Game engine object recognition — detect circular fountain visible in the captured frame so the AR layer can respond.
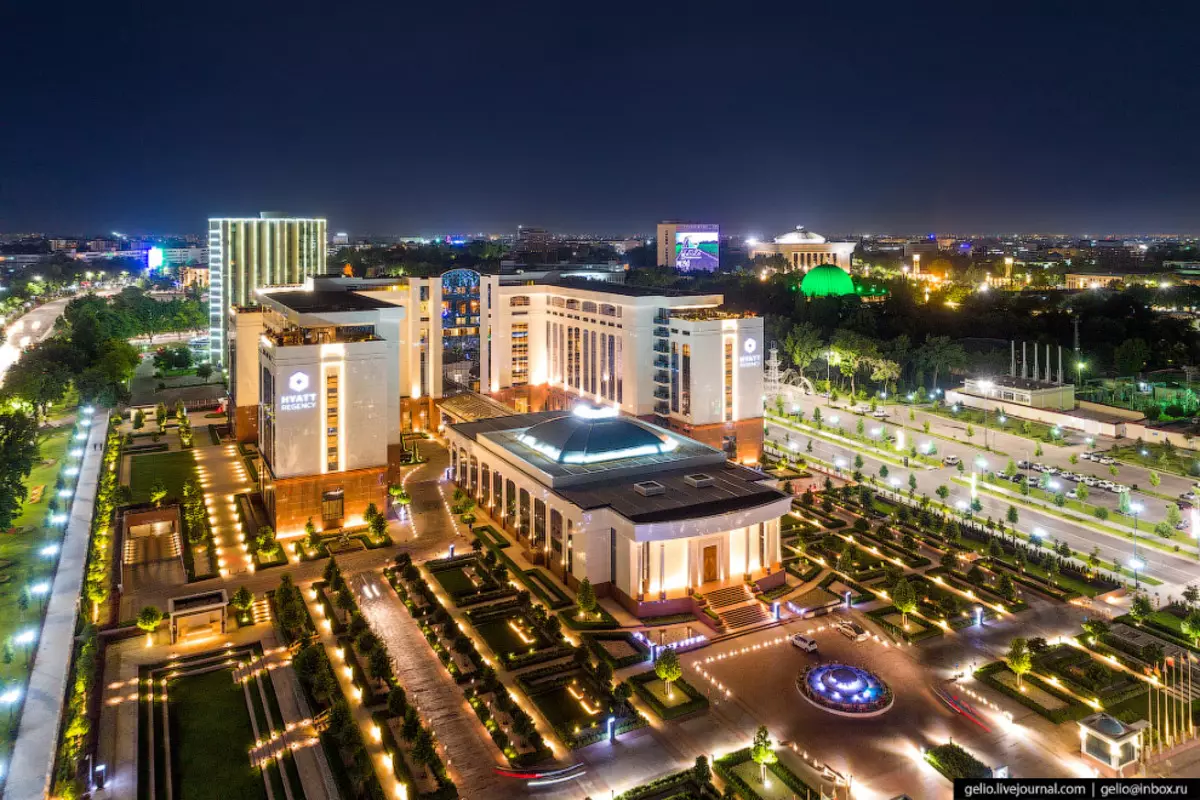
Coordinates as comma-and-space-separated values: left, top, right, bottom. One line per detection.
797, 663, 893, 717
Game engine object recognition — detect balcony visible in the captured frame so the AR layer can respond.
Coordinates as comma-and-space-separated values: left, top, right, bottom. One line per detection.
654, 387, 670, 400
653, 313, 670, 325
654, 326, 670, 338
653, 342, 670, 354
653, 370, 669, 384
654, 401, 670, 415
654, 355, 669, 369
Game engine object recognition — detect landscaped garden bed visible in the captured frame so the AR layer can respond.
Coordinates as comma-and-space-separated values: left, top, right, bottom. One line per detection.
630, 669, 709, 720
713, 745, 815, 800
974, 660, 1091, 723
138, 646, 303, 800
584, 631, 651, 669
465, 599, 574, 670
520, 664, 646, 749
388, 555, 552, 769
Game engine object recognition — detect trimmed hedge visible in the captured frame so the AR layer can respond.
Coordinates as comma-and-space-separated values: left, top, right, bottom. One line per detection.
615, 770, 717, 800
585, 631, 651, 669
867, 606, 943, 643
974, 661, 1091, 723
525, 569, 573, 610
559, 606, 619, 630
925, 742, 991, 780
713, 747, 816, 800
630, 670, 709, 720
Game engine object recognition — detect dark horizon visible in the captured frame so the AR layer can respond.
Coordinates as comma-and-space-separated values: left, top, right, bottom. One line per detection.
3, 2, 1199, 236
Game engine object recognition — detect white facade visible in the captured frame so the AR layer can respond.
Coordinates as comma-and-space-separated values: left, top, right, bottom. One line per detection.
256, 289, 404, 480
749, 227, 856, 272
481, 279, 763, 425
445, 409, 787, 605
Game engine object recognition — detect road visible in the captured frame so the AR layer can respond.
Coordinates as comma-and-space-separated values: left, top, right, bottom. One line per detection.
775, 397, 1200, 596
0, 296, 72, 383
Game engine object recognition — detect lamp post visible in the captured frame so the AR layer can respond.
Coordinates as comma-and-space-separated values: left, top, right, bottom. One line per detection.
977, 379, 994, 451
1076, 360, 1086, 387
1130, 501, 1144, 590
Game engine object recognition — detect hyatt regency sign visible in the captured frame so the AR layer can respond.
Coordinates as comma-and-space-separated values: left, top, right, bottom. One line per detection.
280, 371, 317, 411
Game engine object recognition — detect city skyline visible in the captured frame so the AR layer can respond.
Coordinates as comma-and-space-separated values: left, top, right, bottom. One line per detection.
4, 3, 1200, 235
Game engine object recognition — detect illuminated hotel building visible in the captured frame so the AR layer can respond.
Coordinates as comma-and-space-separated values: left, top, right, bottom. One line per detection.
254, 287, 401, 535
208, 213, 326, 367
234, 271, 768, 535
481, 279, 765, 463
444, 405, 789, 615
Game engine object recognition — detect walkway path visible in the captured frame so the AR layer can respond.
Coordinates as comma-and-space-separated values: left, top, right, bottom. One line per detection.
354, 571, 509, 798
8, 409, 109, 799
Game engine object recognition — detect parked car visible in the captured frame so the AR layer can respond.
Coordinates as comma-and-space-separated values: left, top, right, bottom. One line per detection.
942, 455, 961, 467
872, 410, 889, 419
834, 619, 869, 642
1082, 476, 1099, 487
1179, 500, 1195, 510
791, 634, 819, 653
1181, 492, 1198, 502
1045, 466, 1060, 475
1017, 460, 1032, 469
1177, 521, 1191, 531
1099, 456, 1116, 465
1066, 490, 1078, 499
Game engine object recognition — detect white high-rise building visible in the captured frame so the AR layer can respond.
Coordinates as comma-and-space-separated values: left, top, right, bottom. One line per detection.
207, 212, 326, 366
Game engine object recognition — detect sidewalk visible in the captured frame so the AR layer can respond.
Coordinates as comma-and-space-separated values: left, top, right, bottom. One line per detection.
8, 409, 109, 799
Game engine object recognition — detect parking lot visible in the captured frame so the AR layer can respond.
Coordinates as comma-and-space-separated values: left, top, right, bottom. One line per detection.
681, 612, 1084, 799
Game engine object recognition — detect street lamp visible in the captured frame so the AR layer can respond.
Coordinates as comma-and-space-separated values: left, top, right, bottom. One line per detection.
1076, 360, 1086, 387
1129, 558, 1145, 592
1, 687, 20, 724
1130, 502, 1144, 588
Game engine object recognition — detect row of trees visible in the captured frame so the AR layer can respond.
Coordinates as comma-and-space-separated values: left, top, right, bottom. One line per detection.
782, 322, 967, 395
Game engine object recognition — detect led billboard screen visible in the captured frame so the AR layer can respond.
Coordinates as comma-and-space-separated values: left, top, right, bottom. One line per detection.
674, 225, 719, 271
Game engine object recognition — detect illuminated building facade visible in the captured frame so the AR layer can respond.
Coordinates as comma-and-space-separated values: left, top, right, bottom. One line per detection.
254, 288, 401, 535
445, 405, 788, 616
748, 227, 856, 273
208, 213, 326, 366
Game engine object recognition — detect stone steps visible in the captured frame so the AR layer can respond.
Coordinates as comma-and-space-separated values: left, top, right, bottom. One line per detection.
719, 602, 770, 630
704, 585, 751, 609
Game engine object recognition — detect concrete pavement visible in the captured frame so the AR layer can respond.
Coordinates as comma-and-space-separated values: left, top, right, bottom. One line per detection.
7, 410, 108, 799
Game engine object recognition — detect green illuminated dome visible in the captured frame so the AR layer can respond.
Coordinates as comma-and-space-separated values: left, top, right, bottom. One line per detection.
800, 264, 856, 297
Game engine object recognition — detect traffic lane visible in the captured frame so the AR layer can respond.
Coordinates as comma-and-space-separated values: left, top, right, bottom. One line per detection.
793, 432, 1199, 590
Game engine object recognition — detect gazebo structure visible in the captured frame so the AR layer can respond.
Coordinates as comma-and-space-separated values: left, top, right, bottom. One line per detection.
1078, 712, 1146, 777
167, 589, 229, 644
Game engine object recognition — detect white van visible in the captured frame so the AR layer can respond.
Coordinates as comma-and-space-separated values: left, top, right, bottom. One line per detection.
790, 633, 819, 653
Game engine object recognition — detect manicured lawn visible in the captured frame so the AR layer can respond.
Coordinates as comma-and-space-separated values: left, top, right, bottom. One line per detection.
431, 566, 476, 596
731, 761, 795, 800
640, 678, 691, 709
169, 669, 266, 800
130, 449, 196, 502
927, 402, 1063, 444
473, 614, 549, 658
1109, 442, 1200, 478
0, 423, 75, 760
528, 680, 606, 730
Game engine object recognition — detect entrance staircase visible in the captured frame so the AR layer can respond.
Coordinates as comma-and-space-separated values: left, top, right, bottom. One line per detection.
703, 585, 751, 609
702, 584, 771, 630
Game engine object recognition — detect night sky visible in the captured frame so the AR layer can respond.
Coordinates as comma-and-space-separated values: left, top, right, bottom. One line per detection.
4, 1, 1199, 236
